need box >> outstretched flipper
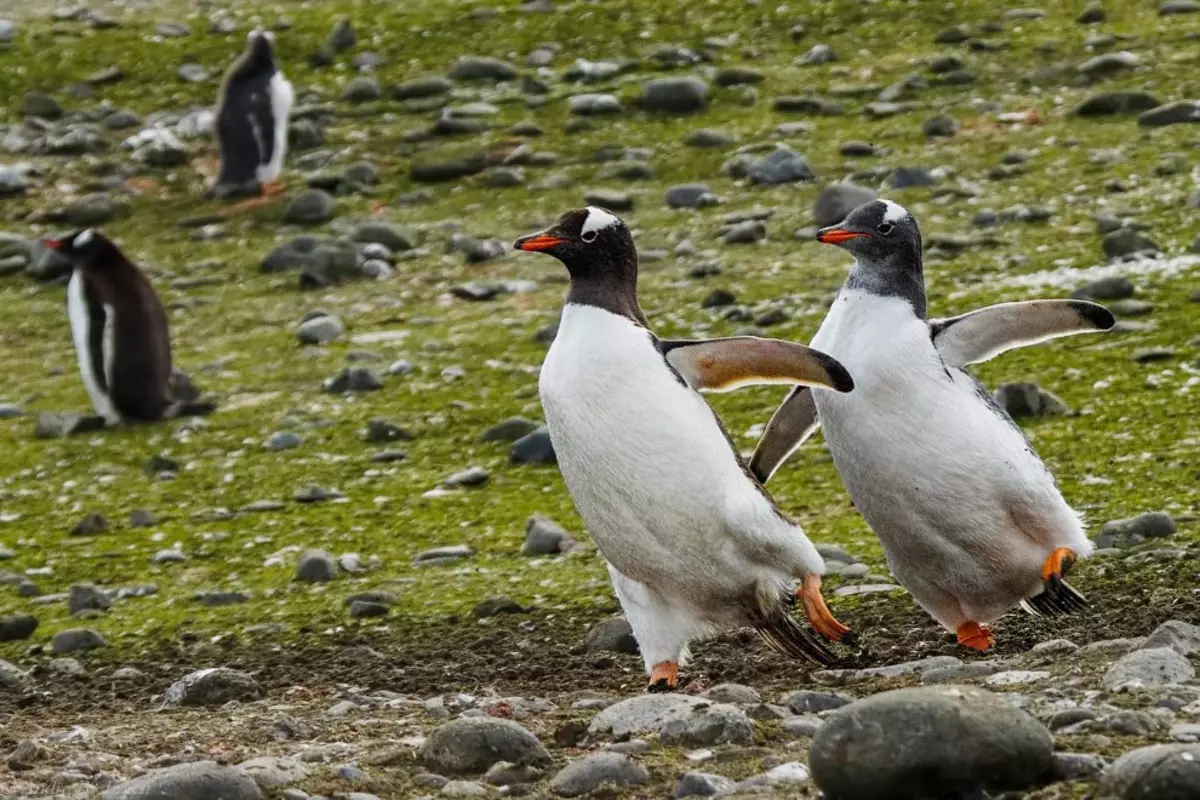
[749,386,818,485]
[658,337,854,394]
[929,299,1114,367]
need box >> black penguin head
[41,229,119,269]
[514,206,637,282]
[817,199,923,266]
[244,28,277,68]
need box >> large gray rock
[394,75,453,99]
[589,694,707,737]
[66,193,121,226]
[813,183,878,226]
[351,222,415,251]
[660,703,754,746]
[521,515,578,555]
[1075,91,1163,116]
[238,756,309,789]
[583,617,639,654]
[1142,621,1200,656]
[1096,512,1177,548]
[100,761,262,800]
[748,148,814,185]
[675,772,737,797]
[448,56,518,81]
[284,190,336,225]
[0,659,30,692]
[637,77,709,114]
[164,667,263,706]
[1103,647,1195,689]
[1138,101,1200,127]
[550,752,648,797]
[420,718,552,775]
[1099,744,1200,799]
[0,614,37,642]
[51,628,106,654]
[810,686,1054,799]
[296,313,344,345]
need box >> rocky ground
[1,0,1199,797]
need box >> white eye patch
[74,228,94,247]
[580,206,619,237]
[881,200,910,224]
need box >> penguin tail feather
[168,400,218,418]
[750,607,837,666]
[1022,578,1088,617]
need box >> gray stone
[782,690,853,713]
[177,64,209,83]
[68,584,112,614]
[813,183,878,226]
[583,188,633,212]
[722,220,766,244]
[675,772,736,797]
[1054,752,1106,782]
[473,596,524,618]
[993,382,1070,418]
[444,467,489,488]
[584,617,639,654]
[1104,647,1195,689]
[1073,276,1135,300]
[567,93,623,116]
[448,57,518,81]
[51,628,106,654]
[747,148,814,185]
[415,545,474,565]
[1096,511,1177,548]
[923,114,958,137]
[0,614,37,642]
[798,43,837,65]
[239,756,309,789]
[324,367,383,393]
[810,685,1054,799]
[666,183,716,208]
[352,222,415,251]
[660,704,754,746]
[265,431,302,451]
[550,752,648,797]
[1099,744,1200,799]
[100,761,263,800]
[164,667,262,707]
[394,76,453,100]
[420,718,551,775]
[1104,228,1160,257]
[510,427,555,465]
[1142,621,1200,656]
[295,550,337,582]
[328,19,356,51]
[1161,0,1200,14]
[637,77,709,114]
[1079,51,1139,78]
[522,515,578,555]
[590,694,707,737]
[342,76,381,103]
[1075,92,1163,116]
[284,191,336,226]
[0,659,30,692]
[686,129,737,148]
[22,91,63,119]
[66,194,120,226]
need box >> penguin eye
[876,222,895,236]
[580,230,598,243]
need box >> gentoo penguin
[515,207,857,689]
[213,29,293,203]
[749,199,1115,651]
[42,229,214,425]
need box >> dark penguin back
[82,239,175,421]
[215,35,278,187]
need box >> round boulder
[1099,744,1200,799]
[810,685,1054,800]
[420,717,552,775]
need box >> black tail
[168,401,218,418]
[751,609,836,666]
[1023,578,1088,616]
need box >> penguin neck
[845,253,927,319]
[564,256,647,327]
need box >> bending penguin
[42,229,215,426]
[516,207,857,690]
[213,29,293,204]
[749,199,1115,651]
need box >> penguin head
[514,206,637,282]
[40,229,118,268]
[244,28,277,65]
[816,199,923,268]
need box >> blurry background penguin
[41,229,216,426]
[211,29,293,210]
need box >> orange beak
[817,229,867,244]
[514,232,567,252]
[40,237,65,251]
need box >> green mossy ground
[0,0,1196,699]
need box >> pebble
[637,77,709,114]
[522,515,578,555]
[1104,647,1195,689]
[549,752,648,796]
[420,718,551,775]
[51,628,107,654]
[590,694,707,737]
[583,617,639,654]
[164,667,262,707]
[265,431,303,451]
[510,427,556,464]
[297,313,344,344]
[100,761,263,800]
[0,614,38,641]
[295,550,338,582]
[674,772,736,797]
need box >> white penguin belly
[540,304,800,609]
[811,292,1087,624]
[258,72,293,182]
[67,271,120,425]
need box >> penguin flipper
[657,337,854,394]
[747,386,819,485]
[929,299,1115,367]
[750,605,837,666]
[1023,578,1088,617]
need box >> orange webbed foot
[799,574,857,644]
[956,621,995,652]
[647,661,679,692]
